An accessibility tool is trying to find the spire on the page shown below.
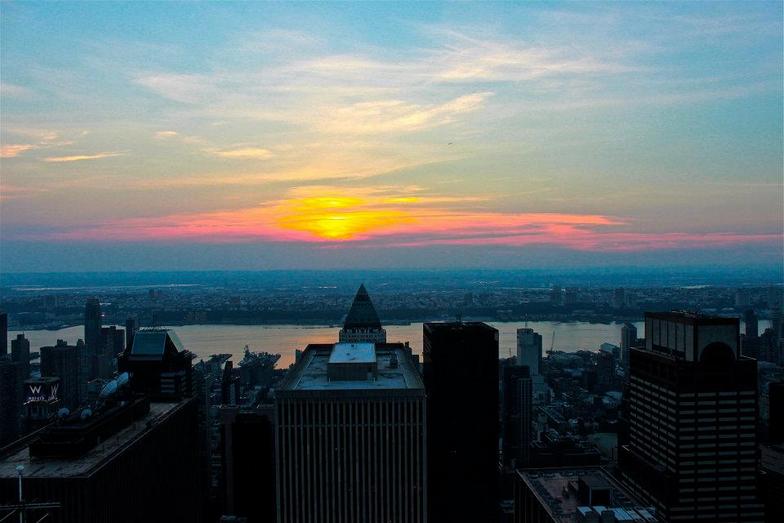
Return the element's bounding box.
[343,284,382,330]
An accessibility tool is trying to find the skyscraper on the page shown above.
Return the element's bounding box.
[619,311,764,522]
[220,406,276,523]
[0,360,22,445]
[0,311,7,358]
[620,322,638,371]
[502,365,532,468]
[275,341,426,523]
[744,309,759,338]
[338,284,387,343]
[0,394,204,523]
[516,328,542,375]
[11,333,30,380]
[98,325,125,379]
[84,298,102,380]
[40,339,84,410]
[125,316,139,349]
[423,321,499,523]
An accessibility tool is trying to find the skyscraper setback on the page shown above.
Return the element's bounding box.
[619,311,764,522]
[423,322,499,523]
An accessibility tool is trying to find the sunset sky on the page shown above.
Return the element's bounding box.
[1,1,782,271]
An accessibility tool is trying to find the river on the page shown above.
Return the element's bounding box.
[8,320,768,367]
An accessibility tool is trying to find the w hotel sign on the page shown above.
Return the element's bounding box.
[24,377,61,405]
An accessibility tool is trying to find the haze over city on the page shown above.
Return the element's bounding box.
[1,1,782,272]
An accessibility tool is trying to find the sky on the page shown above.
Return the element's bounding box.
[1,1,782,272]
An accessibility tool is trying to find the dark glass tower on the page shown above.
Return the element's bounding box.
[619,311,764,522]
[502,365,532,468]
[423,322,499,523]
[84,298,102,379]
[0,311,7,357]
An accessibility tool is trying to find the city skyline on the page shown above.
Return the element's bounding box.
[1,1,782,272]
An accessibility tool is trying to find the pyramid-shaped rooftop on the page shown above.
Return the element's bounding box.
[343,284,382,329]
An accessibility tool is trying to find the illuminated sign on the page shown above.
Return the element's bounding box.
[24,381,59,405]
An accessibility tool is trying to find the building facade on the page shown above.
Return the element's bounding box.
[423,322,499,523]
[619,311,764,522]
[502,365,532,468]
[40,340,84,410]
[275,342,426,523]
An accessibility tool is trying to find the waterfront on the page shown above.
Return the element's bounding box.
[9,320,768,367]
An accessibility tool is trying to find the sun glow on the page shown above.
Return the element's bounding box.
[274,195,413,240]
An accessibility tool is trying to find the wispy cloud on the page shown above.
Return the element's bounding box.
[207,147,274,160]
[43,152,125,163]
[1,144,38,158]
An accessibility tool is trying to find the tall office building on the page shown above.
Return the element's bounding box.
[125,316,139,350]
[619,312,764,522]
[516,328,542,374]
[338,284,387,343]
[220,406,276,523]
[11,333,31,380]
[744,309,759,339]
[502,365,532,468]
[0,360,22,446]
[0,393,203,522]
[621,322,638,371]
[98,325,125,379]
[84,298,102,380]
[40,339,84,410]
[769,381,784,444]
[0,311,7,357]
[423,322,499,523]
[275,341,426,523]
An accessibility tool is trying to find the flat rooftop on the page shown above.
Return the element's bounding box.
[517,468,656,523]
[279,343,423,392]
[329,343,376,364]
[0,401,182,479]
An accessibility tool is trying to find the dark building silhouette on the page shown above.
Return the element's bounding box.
[40,340,84,410]
[620,322,638,371]
[514,467,656,523]
[124,317,139,351]
[761,444,784,523]
[11,333,30,381]
[338,284,387,343]
[98,326,124,379]
[0,392,203,522]
[619,311,764,522]
[118,328,193,399]
[0,311,7,357]
[745,309,759,338]
[0,360,22,446]
[84,298,102,380]
[276,341,426,523]
[769,382,784,444]
[423,321,499,523]
[220,406,275,523]
[502,364,532,467]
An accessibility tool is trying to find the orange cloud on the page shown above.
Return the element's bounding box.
[28,185,780,253]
